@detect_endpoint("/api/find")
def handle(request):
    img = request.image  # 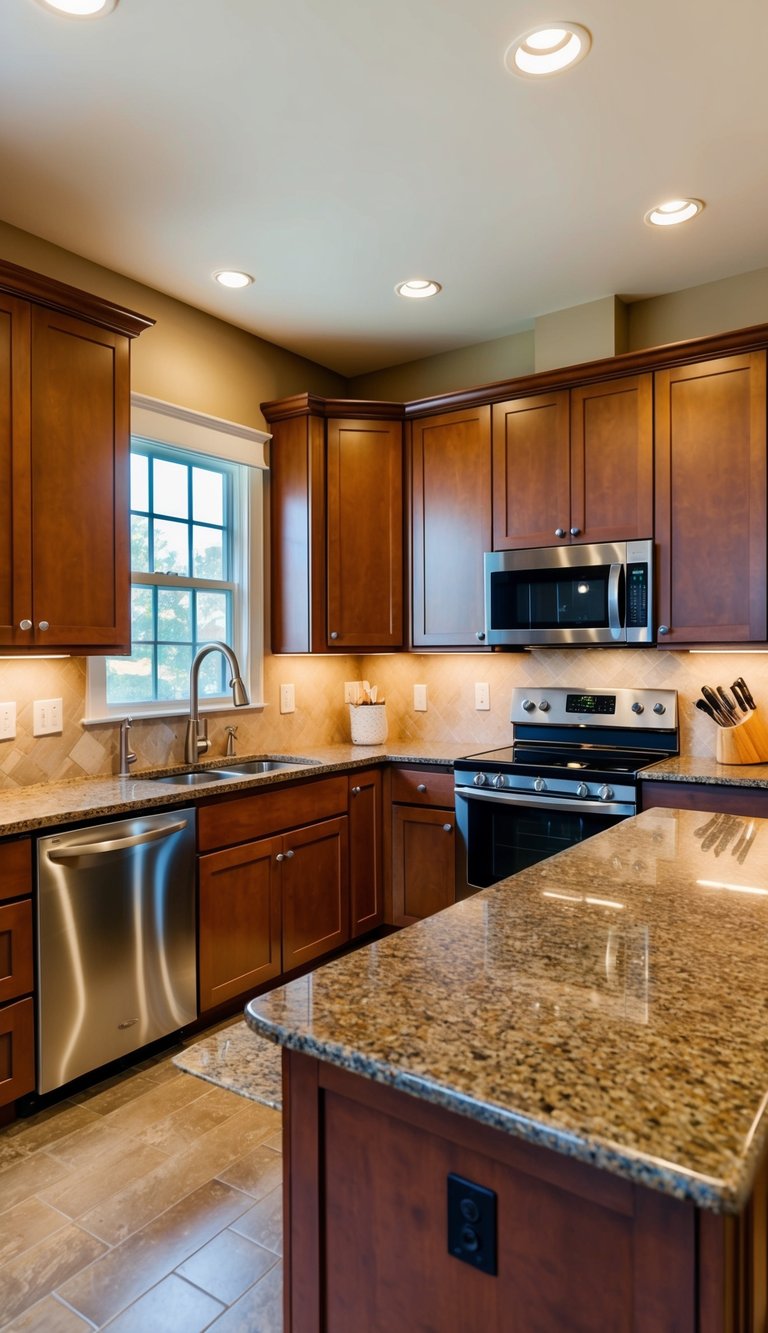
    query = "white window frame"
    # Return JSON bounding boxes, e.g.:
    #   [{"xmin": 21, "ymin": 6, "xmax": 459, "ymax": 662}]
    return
[{"xmin": 85, "ymin": 395, "xmax": 269, "ymax": 724}]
